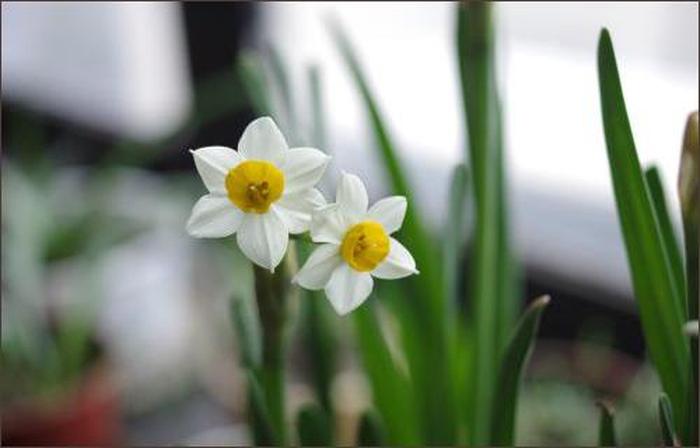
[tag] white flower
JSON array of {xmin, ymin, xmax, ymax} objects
[
  {"xmin": 187, "ymin": 117, "xmax": 330, "ymax": 271},
  {"xmin": 293, "ymin": 173, "xmax": 418, "ymax": 315}
]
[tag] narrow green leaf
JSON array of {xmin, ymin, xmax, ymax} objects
[
  {"xmin": 678, "ymin": 111, "xmax": 698, "ymax": 445},
  {"xmin": 296, "ymin": 403, "xmax": 332, "ymax": 446},
  {"xmin": 659, "ymin": 394, "xmax": 680, "ymax": 447},
  {"xmin": 330, "ymin": 18, "xmax": 456, "ymax": 444},
  {"xmin": 457, "ymin": 3, "xmax": 517, "ymax": 442},
  {"xmin": 308, "ymin": 66, "xmax": 328, "ymax": 150},
  {"xmin": 644, "ymin": 165, "xmax": 686, "ymax": 317},
  {"xmin": 597, "ymin": 400, "xmax": 618, "ymax": 446},
  {"xmin": 353, "ymin": 301, "xmax": 420, "ymax": 445},
  {"xmin": 247, "ymin": 371, "xmax": 277, "ymax": 446},
  {"xmin": 490, "ymin": 295, "xmax": 550, "ymax": 445},
  {"xmin": 443, "ymin": 164, "xmax": 469, "ymax": 316},
  {"xmin": 231, "ymin": 295, "xmax": 262, "ymax": 369},
  {"xmin": 266, "ymin": 45, "xmax": 299, "ymax": 144},
  {"xmin": 357, "ymin": 410, "xmax": 386, "ymax": 446},
  {"xmin": 597, "ymin": 28, "xmax": 690, "ymax": 437},
  {"xmin": 238, "ymin": 51, "xmax": 272, "ymax": 117}
]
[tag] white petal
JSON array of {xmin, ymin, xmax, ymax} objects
[
  {"xmin": 275, "ymin": 189, "xmax": 326, "ymax": 234},
  {"xmin": 293, "ymin": 244, "xmax": 342, "ymax": 290},
  {"xmin": 324, "ymin": 264, "xmax": 374, "ymax": 315},
  {"xmin": 281, "ymin": 147, "xmax": 331, "ymax": 194},
  {"xmin": 236, "ymin": 208, "xmax": 289, "ymax": 271},
  {"xmin": 237, "ymin": 117, "xmax": 288, "ymax": 161},
  {"xmin": 310, "ymin": 204, "xmax": 352, "ymax": 244},
  {"xmin": 336, "ymin": 172, "xmax": 368, "ymax": 219},
  {"xmin": 371, "ymin": 238, "xmax": 418, "ymax": 279},
  {"xmin": 186, "ymin": 194, "xmax": 243, "ymax": 238},
  {"xmin": 367, "ymin": 196, "xmax": 407, "ymax": 234},
  {"xmin": 191, "ymin": 146, "xmax": 242, "ymax": 193}
]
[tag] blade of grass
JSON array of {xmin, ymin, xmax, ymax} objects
[
  {"xmin": 597, "ymin": 400, "xmax": 618, "ymax": 446},
  {"xmin": 457, "ymin": 3, "xmax": 517, "ymax": 442},
  {"xmin": 296, "ymin": 403, "xmax": 332, "ymax": 446},
  {"xmin": 597, "ymin": 28, "xmax": 690, "ymax": 438},
  {"xmin": 330, "ymin": 18, "xmax": 456, "ymax": 443},
  {"xmin": 490, "ymin": 295, "xmax": 550, "ymax": 445},
  {"xmin": 353, "ymin": 301, "xmax": 420, "ymax": 445},
  {"xmin": 645, "ymin": 166, "xmax": 686, "ymax": 317},
  {"xmin": 659, "ymin": 394, "xmax": 680, "ymax": 447}
]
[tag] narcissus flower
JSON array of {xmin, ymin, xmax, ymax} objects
[
  {"xmin": 187, "ymin": 117, "xmax": 330, "ymax": 271},
  {"xmin": 294, "ymin": 173, "xmax": 418, "ymax": 315}
]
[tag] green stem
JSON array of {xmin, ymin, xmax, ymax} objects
[{"xmin": 252, "ymin": 244, "xmax": 296, "ymax": 445}]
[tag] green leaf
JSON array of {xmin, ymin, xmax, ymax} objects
[
  {"xmin": 308, "ymin": 66, "xmax": 328, "ymax": 150},
  {"xmin": 597, "ymin": 400, "xmax": 618, "ymax": 446},
  {"xmin": 597, "ymin": 28, "xmax": 690, "ymax": 438},
  {"xmin": 443, "ymin": 164, "xmax": 469, "ymax": 316},
  {"xmin": 490, "ymin": 295, "xmax": 550, "ymax": 445},
  {"xmin": 357, "ymin": 410, "xmax": 387, "ymax": 446},
  {"xmin": 644, "ymin": 166, "xmax": 686, "ymax": 318},
  {"xmin": 659, "ymin": 394, "xmax": 679, "ymax": 447},
  {"xmin": 678, "ymin": 112, "xmax": 698, "ymax": 445},
  {"xmin": 266, "ymin": 45, "xmax": 299, "ymax": 144},
  {"xmin": 353, "ymin": 301, "xmax": 420, "ymax": 445},
  {"xmin": 296, "ymin": 403, "xmax": 332, "ymax": 446},
  {"xmin": 330, "ymin": 18, "xmax": 456, "ymax": 444},
  {"xmin": 231, "ymin": 295, "xmax": 262, "ymax": 369},
  {"xmin": 246, "ymin": 371, "xmax": 277, "ymax": 446},
  {"xmin": 457, "ymin": 3, "xmax": 517, "ymax": 443},
  {"xmin": 238, "ymin": 51, "xmax": 273, "ymax": 117}
]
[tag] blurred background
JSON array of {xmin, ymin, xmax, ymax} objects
[{"xmin": 1, "ymin": 2, "xmax": 697, "ymax": 445}]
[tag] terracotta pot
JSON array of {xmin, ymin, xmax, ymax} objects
[{"xmin": 2, "ymin": 364, "xmax": 121, "ymax": 446}]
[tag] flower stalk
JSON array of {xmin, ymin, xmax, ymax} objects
[{"xmin": 253, "ymin": 242, "xmax": 298, "ymax": 444}]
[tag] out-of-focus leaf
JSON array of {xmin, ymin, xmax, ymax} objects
[
  {"xmin": 490, "ymin": 295, "xmax": 550, "ymax": 445},
  {"xmin": 238, "ymin": 51, "xmax": 272, "ymax": 117},
  {"xmin": 357, "ymin": 410, "xmax": 386, "ymax": 446},
  {"xmin": 659, "ymin": 394, "xmax": 679, "ymax": 447},
  {"xmin": 457, "ymin": 3, "xmax": 517, "ymax": 442},
  {"xmin": 308, "ymin": 66, "xmax": 328, "ymax": 151},
  {"xmin": 353, "ymin": 302, "xmax": 420, "ymax": 445},
  {"xmin": 645, "ymin": 166, "xmax": 686, "ymax": 317},
  {"xmin": 231, "ymin": 295, "xmax": 261, "ymax": 369},
  {"xmin": 678, "ymin": 111, "xmax": 698, "ymax": 445},
  {"xmin": 330, "ymin": 19, "xmax": 456, "ymax": 444},
  {"xmin": 597, "ymin": 400, "xmax": 618, "ymax": 446},
  {"xmin": 266, "ymin": 46, "xmax": 299, "ymax": 144},
  {"xmin": 443, "ymin": 164, "xmax": 469, "ymax": 316},
  {"xmin": 247, "ymin": 371, "xmax": 277, "ymax": 446},
  {"xmin": 597, "ymin": 28, "xmax": 690, "ymax": 438},
  {"xmin": 296, "ymin": 403, "xmax": 332, "ymax": 446}
]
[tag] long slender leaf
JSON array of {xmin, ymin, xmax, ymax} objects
[
  {"xmin": 597, "ymin": 28, "xmax": 690, "ymax": 438},
  {"xmin": 645, "ymin": 166, "xmax": 686, "ymax": 317},
  {"xmin": 238, "ymin": 51, "xmax": 273, "ymax": 117},
  {"xmin": 296, "ymin": 404, "xmax": 332, "ymax": 446},
  {"xmin": 490, "ymin": 295, "xmax": 550, "ymax": 445},
  {"xmin": 247, "ymin": 371, "xmax": 277, "ymax": 446},
  {"xmin": 597, "ymin": 400, "xmax": 618, "ymax": 446},
  {"xmin": 659, "ymin": 394, "xmax": 679, "ymax": 447},
  {"xmin": 357, "ymin": 410, "xmax": 386, "ymax": 446},
  {"xmin": 457, "ymin": 3, "xmax": 516, "ymax": 442},
  {"xmin": 330, "ymin": 19, "xmax": 456, "ymax": 443},
  {"xmin": 353, "ymin": 301, "xmax": 420, "ymax": 445},
  {"xmin": 678, "ymin": 111, "xmax": 698, "ymax": 445},
  {"xmin": 266, "ymin": 45, "xmax": 299, "ymax": 144},
  {"xmin": 443, "ymin": 164, "xmax": 469, "ymax": 317}
]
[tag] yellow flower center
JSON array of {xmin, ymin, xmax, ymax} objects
[
  {"xmin": 225, "ymin": 160, "xmax": 285, "ymax": 213},
  {"xmin": 340, "ymin": 220, "xmax": 390, "ymax": 272}
]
